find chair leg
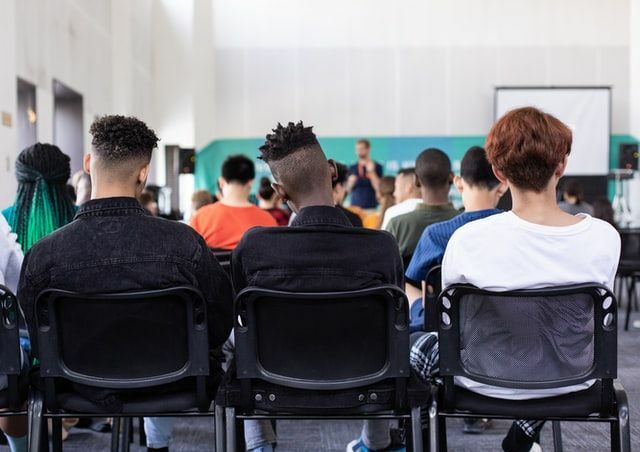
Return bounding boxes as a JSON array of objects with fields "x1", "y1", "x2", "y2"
[
  {"x1": 215, "y1": 405, "x2": 225, "y2": 452},
  {"x1": 428, "y1": 393, "x2": 439, "y2": 452},
  {"x1": 410, "y1": 407, "x2": 424, "y2": 452},
  {"x1": 119, "y1": 418, "x2": 131, "y2": 452},
  {"x1": 138, "y1": 417, "x2": 146, "y2": 446},
  {"x1": 110, "y1": 418, "x2": 121, "y2": 452},
  {"x1": 614, "y1": 383, "x2": 631, "y2": 452},
  {"x1": 225, "y1": 407, "x2": 236, "y2": 452},
  {"x1": 50, "y1": 418, "x2": 63, "y2": 452},
  {"x1": 28, "y1": 391, "x2": 44, "y2": 452},
  {"x1": 552, "y1": 421, "x2": 563, "y2": 452},
  {"x1": 438, "y1": 417, "x2": 447, "y2": 451},
  {"x1": 625, "y1": 277, "x2": 634, "y2": 331},
  {"x1": 611, "y1": 421, "x2": 621, "y2": 452}
]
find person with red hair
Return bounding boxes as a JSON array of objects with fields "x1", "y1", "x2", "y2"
[{"x1": 403, "y1": 107, "x2": 621, "y2": 452}]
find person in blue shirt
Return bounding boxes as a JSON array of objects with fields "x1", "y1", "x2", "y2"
[
  {"x1": 347, "y1": 139, "x2": 383, "y2": 209},
  {"x1": 405, "y1": 146, "x2": 508, "y2": 301}
]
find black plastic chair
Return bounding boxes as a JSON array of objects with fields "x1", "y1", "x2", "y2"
[
  {"x1": 216, "y1": 285, "x2": 425, "y2": 452},
  {"x1": 29, "y1": 287, "x2": 214, "y2": 452},
  {"x1": 422, "y1": 265, "x2": 442, "y2": 333},
  {"x1": 617, "y1": 229, "x2": 640, "y2": 330},
  {"x1": 430, "y1": 283, "x2": 630, "y2": 452},
  {"x1": 0, "y1": 285, "x2": 28, "y2": 419},
  {"x1": 211, "y1": 249, "x2": 232, "y2": 276}
]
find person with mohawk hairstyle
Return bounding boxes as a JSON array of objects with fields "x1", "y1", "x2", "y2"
[{"x1": 226, "y1": 122, "x2": 405, "y2": 452}]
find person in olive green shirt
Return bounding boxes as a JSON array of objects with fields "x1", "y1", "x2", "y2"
[{"x1": 386, "y1": 148, "x2": 458, "y2": 268}]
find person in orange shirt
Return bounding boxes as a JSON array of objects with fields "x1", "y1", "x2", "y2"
[{"x1": 191, "y1": 155, "x2": 277, "y2": 249}]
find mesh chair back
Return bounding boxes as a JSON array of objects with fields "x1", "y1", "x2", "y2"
[
  {"x1": 438, "y1": 284, "x2": 616, "y2": 390},
  {"x1": 0, "y1": 286, "x2": 21, "y2": 377},
  {"x1": 36, "y1": 287, "x2": 209, "y2": 389},
  {"x1": 212, "y1": 250, "x2": 232, "y2": 275},
  {"x1": 234, "y1": 285, "x2": 409, "y2": 390}
]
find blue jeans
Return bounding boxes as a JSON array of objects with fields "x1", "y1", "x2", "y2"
[{"x1": 144, "y1": 417, "x2": 175, "y2": 449}]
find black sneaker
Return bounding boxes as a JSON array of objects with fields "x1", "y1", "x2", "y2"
[{"x1": 462, "y1": 418, "x2": 492, "y2": 434}]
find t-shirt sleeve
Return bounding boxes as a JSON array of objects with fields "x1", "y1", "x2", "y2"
[
  {"x1": 605, "y1": 229, "x2": 622, "y2": 290},
  {"x1": 441, "y1": 229, "x2": 465, "y2": 289}
]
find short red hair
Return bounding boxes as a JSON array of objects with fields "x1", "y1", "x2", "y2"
[{"x1": 485, "y1": 107, "x2": 572, "y2": 192}]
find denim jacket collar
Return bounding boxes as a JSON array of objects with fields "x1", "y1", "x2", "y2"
[
  {"x1": 291, "y1": 205, "x2": 353, "y2": 228},
  {"x1": 75, "y1": 197, "x2": 147, "y2": 219}
]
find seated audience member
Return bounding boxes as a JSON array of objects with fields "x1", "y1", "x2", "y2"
[
  {"x1": 363, "y1": 176, "x2": 395, "y2": 229},
  {"x1": 592, "y1": 197, "x2": 617, "y2": 227},
  {"x1": 386, "y1": 149, "x2": 458, "y2": 267},
  {"x1": 257, "y1": 177, "x2": 290, "y2": 226},
  {"x1": 191, "y1": 189, "x2": 215, "y2": 212},
  {"x1": 190, "y1": 155, "x2": 277, "y2": 249},
  {"x1": 558, "y1": 178, "x2": 593, "y2": 215},
  {"x1": 229, "y1": 122, "x2": 404, "y2": 452},
  {"x1": 0, "y1": 217, "x2": 27, "y2": 452},
  {"x1": 333, "y1": 162, "x2": 364, "y2": 227},
  {"x1": 381, "y1": 168, "x2": 421, "y2": 230},
  {"x1": 139, "y1": 190, "x2": 159, "y2": 216},
  {"x1": 71, "y1": 170, "x2": 92, "y2": 206},
  {"x1": 404, "y1": 146, "x2": 507, "y2": 303},
  {"x1": 409, "y1": 107, "x2": 620, "y2": 452},
  {"x1": 2, "y1": 143, "x2": 76, "y2": 251},
  {"x1": 18, "y1": 115, "x2": 233, "y2": 452}
]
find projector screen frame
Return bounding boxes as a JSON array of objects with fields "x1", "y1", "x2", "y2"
[{"x1": 493, "y1": 85, "x2": 612, "y2": 176}]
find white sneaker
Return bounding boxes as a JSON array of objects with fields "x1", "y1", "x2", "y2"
[{"x1": 529, "y1": 443, "x2": 542, "y2": 452}]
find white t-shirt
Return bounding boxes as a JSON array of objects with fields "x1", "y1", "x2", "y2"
[
  {"x1": 442, "y1": 211, "x2": 620, "y2": 400},
  {"x1": 382, "y1": 198, "x2": 422, "y2": 230},
  {"x1": 0, "y1": 215, "x2": 23, "y2": 293}
]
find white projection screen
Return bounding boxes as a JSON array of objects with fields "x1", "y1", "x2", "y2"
[{"x1": 495, "y1": 87, "x2": 611, "y2": 175}]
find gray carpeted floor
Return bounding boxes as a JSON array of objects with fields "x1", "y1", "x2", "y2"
[{"x1": 5, "y1": 315, "x2": 639, "y2": 451}]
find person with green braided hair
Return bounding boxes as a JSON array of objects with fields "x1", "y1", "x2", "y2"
[{"x1": 2, "y1": 143, "x2": 77, "y2": 251}]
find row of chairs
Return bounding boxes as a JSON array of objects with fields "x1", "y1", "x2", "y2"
[{"x1": 0, "y1": 275, "x2": 632, "y2": 451}]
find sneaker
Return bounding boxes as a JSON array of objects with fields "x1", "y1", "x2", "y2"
[
  {"x1": 346, "y1": 437, "x2": 406, "y2": 452},
  {"x1": 462, "y1": 418, "x2": 493, "y2": 434}
]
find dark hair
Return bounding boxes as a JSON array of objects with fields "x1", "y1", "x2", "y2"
[
  {"x1": 8, "y1": 143, "x2": 76, "y2": 251},
  {"x1": 221, "y1": 155, "x2": 255, "y2": 184},
  {"x1": 333, "y1": 162, "x2": 349, "y2": 188},
  {"x1": 592, "y1": 197, "x2": 616, "y2": 228},
  {"x1": 258, "y1": 177, "x2": 275, "y2": 199},
  {"x1": 460, "y1": 146, "x2": 500, "y2": 189},
  {"x1": 563, "y1": 178, "x2": 584, "y2": 204},
  {"x1": 90, "y1": 115, "x2": 159, "y2": 166},
  {"x1": 138, "y1": 191, "x2": 155, "y2": 206},
  {"x1": 397, "y1": 167, "x2": 415, "y2": 177},
  {"x1": 356, "y1": 139, "x2": 371, "y2": 149},
  {"x1": 415, "y1": 148, "x2": 452, "y2": 189},
  {"x1": 486, "y1": 107, "x2": 572, "y2": 192},
  {"x1": 259, "y1": 122, "x2": 319, "y2": 162}
]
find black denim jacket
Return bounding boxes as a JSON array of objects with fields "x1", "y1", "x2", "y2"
[
  {"x1": 231, "y1": 205, "x2": 404, "y2": 294},
  {"x1": 18, "y1": 197, "x2": 233, "y2": 358}
]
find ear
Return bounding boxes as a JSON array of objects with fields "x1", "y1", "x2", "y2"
[
  {"x1": 218, "y1": 176, "x2": 226, "y2": 190},
  {"x1": 453, "y1": 175, "x2": 464, "y2": 193},
  {"x1": 138, "y1": 163, "x2": 150, "y2": 187},
  {"x1": 492, "y1": 182, "x2": 509, "y2": 199},
  {"x1": 272, "y1": 182, "x2": 288, "y2": 202},
  {"x1": 83, "y1": 153, "x2": 92, "y2": 174},
  {"x1": 555, "y1": 154, "x2": 569, "y2": 178},
  {"x1": 414, "y1": 173, "x2": 421, "y2": 188},
  {"x1": 448, "y1": 172, "x2": 454, "y2": 185},
  {"x1": 492, "y1": 166, "x2": 508, "y2": 185},
  {"x1": 328, "y1": 159, "x2": 338, "y2": 184}
]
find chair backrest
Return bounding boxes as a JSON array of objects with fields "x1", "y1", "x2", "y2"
[
  {"x1": 0, "y1": 285, "x2": 23, "y2": 409},
  {"x1": 212, "y1": 249, "x2": 232, "y2": 275},
  {"x1": 422, "y1": 265, "x2": 442, "y2": 332},
  {"x1": 619, "y1": 229, "x2": 640, "y2": 263},
  {"x1": 438, "y1": 284, "x2": 617, "y2": 391},
  {"x1": 35, "y1": 287, "x2": 210, "y2": 391},
  {"x1": 234, "y1": 285, "x2": 410, "y2": 390}
]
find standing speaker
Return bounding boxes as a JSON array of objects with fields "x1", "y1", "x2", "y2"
[
  {"x1": 179, "y1": 148, "x2": 196, "y2": 174},
  {"x1": 618, "y1": 143, "x2": 639, "y2": 170}
]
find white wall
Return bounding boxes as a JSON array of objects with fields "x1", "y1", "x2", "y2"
[
  {"x1": 0, "y1": 0, "x2": 156, "y2": 206},
  {"x1": 211, "y1": 0, "x2": 631, "y2": 139}
]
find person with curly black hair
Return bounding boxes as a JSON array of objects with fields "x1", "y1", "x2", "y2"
[
  {"x1": 225, "y1": 121, "x2": 404, "y2": 452},
  {"x1": 18, "y1": 115, "x2": 233, "y2": 452}
]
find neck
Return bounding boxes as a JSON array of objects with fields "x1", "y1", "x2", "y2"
[
  {"x1": 221, "y1": 185, "x2": 252, "y2": 207},
  {"x1": 421, "y1": 186, "x2": 450, "y2": 206},
  {"x1": 510, "y1": 184, "x2": 579, "y2": 226},
  {"x1": 91, "y1": 184, "x2": 138, "y2": 200},
  {"x1": 294, "y1": 192, "x2": 335, "y2": 213},
  {"x1": 462, "y1": 190, "x2": 498, "y2": 212},
  {"x1": 258, "y1": 198, "x2": 276, "y2": 209}
]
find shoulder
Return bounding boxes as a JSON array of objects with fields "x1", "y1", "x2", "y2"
[
  {"x1": 586, "y1": 216, "x2": 620, "y2": 242},
  {"x1": 448, "y1": 211, "x2": 509, "y2": 242}
]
